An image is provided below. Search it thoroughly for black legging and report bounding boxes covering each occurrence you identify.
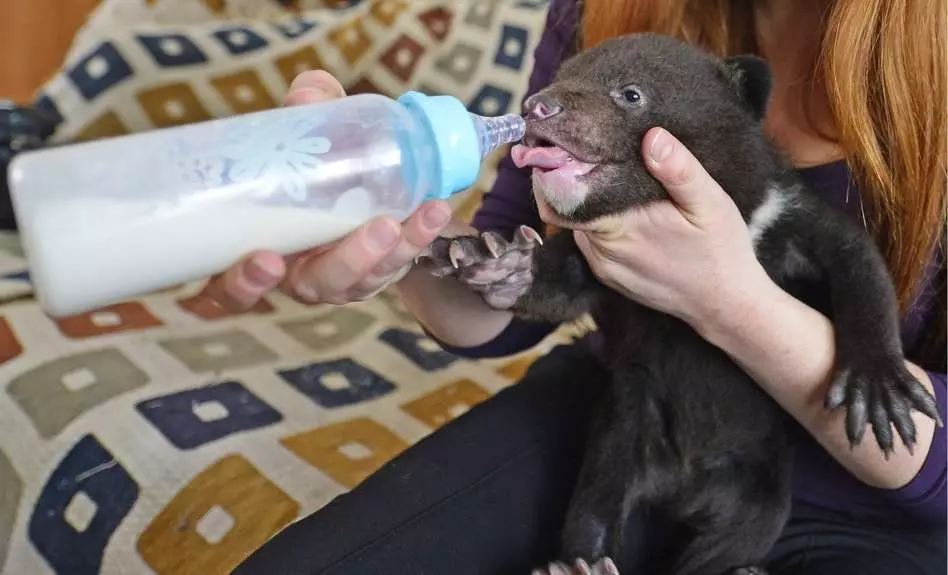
[233,344,946,575]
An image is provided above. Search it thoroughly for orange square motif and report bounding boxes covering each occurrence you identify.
[76,112,129,142]
[274,46,327,87]
[177,294,274,321]
[210,69,278,114]
[0,317,22,365]
[138,83,212,128]
[400,379,491,429]
[281,418,408,488]
[328,18,373,65]
[370,0,409,27]
[137,455,299,575]
[55,302,163,339]
[496,354,541,383]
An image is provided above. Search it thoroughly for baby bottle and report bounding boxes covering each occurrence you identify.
[7,91,525,317]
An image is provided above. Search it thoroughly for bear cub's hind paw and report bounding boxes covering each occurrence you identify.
[727,567,769,575]
[531,557,619,575]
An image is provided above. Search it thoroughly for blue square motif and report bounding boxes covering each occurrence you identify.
[29,435,139,575]
[1,270,29,283]
[135,381,282,450]
[516,0,549,8]
[66,42,133,101]
[136,34,208,67]
[494,25,530,70]
[378,328,456,371]
[212,27,269,55]
[32,94,64,128]
[469,84,514,116]
[272,18,318,39]
[278,359,396,408]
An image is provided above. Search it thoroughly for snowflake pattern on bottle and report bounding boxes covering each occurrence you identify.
[159,103,419,215]
[216,115,331,203]
[168,109,333,205]
[163,127,230,192]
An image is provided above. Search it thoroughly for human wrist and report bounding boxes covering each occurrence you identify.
[393,264,515,348]
[687,265,785,350]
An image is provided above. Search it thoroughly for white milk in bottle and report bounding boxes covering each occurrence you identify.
[8,92,526,316]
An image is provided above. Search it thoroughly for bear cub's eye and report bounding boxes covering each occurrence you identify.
[622,88,642,103]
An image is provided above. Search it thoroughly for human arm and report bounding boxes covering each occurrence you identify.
[201,70,452,307]
[396,0,584,354]
[570,127,945,492]
[702,267,943,490]
[206,1,581,355]
[200,70,543,353]
[199,71,520,352]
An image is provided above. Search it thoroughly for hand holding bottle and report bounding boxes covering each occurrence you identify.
[201,71,455,310]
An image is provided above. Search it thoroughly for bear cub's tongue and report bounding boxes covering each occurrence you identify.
[510,144,597,178]
[510,144,573,171]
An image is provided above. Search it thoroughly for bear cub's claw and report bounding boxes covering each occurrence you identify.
[531,557,619,575]
[417,225,541,310]
[825,355,943,458]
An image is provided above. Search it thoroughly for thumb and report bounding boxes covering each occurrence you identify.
[284,70,346,106]
[642,127,729,217]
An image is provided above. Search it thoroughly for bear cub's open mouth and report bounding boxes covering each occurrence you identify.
[511,136,598,179]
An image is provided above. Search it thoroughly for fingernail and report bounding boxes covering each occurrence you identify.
[288,74,312,90]
[285,87,332,104]
[649,129,673,164]
[245,256,281,288]
[289,74,327,92]
[423,202,451,230]
[366,218,400,253]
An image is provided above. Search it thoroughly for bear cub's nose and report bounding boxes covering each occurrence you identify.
[524,93,563,120]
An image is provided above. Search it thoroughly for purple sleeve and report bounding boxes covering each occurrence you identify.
[881,370,947,522]
[471,0,579,237]
[431,0,580,360]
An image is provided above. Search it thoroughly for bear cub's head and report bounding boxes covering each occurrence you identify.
[511,33,774,223]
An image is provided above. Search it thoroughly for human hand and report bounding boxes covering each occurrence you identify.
[563,127,775,329]
[201,70,454,310]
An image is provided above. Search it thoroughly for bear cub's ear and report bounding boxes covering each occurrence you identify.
[721,55,772,121]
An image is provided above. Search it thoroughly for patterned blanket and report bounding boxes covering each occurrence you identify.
[0,2,585,573]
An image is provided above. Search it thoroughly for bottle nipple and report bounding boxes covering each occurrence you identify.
[396,91,527,201]
[470,113,527,158]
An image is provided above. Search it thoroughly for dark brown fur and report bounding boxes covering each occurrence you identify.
[420,33,941,575]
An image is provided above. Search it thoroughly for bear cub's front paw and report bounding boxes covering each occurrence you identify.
[826,354,943,458]
[417,225,542,310]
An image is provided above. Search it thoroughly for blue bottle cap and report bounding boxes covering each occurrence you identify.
[396,91,480,201]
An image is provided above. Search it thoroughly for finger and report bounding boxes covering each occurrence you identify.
[349,202,453,298]
[377,201,452,277]
[283,70,346,106]
[573,230,616,285]
[201,251,285,311]
[641,127,729,217]
[286,217,401,303]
